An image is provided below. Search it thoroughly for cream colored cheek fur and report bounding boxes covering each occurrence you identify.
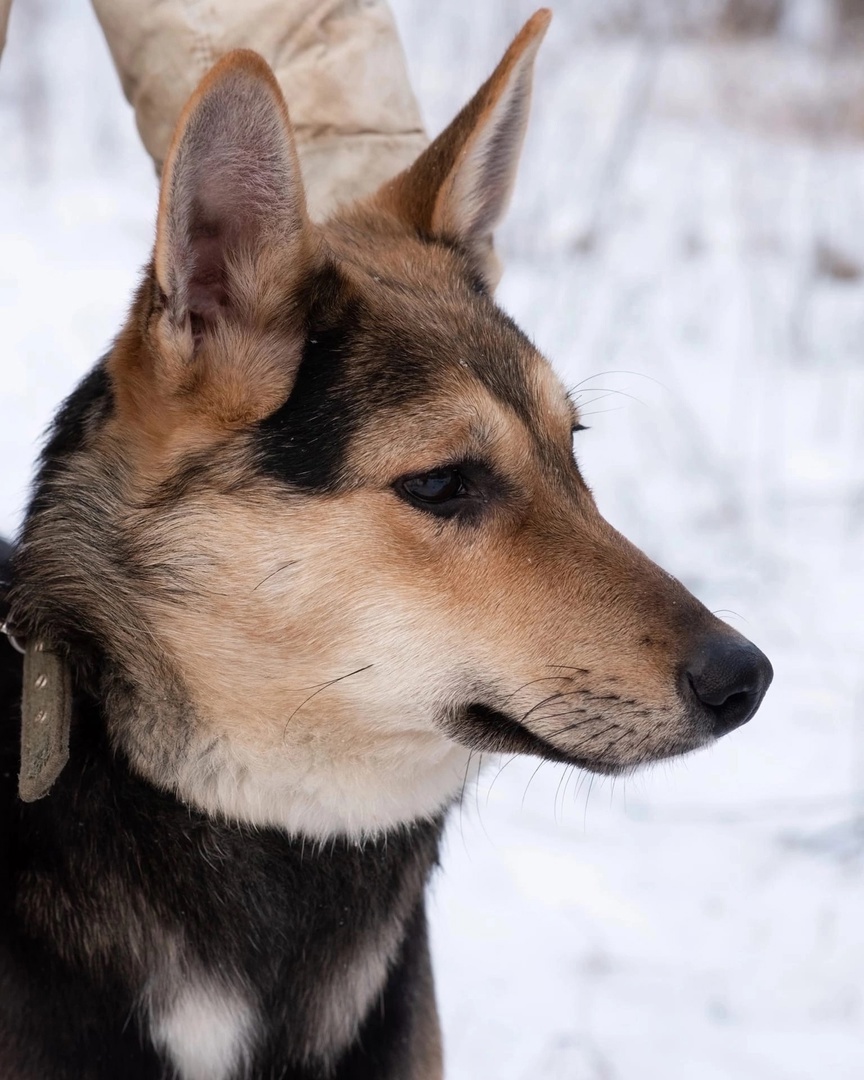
[169,619,476,839]
[142,513,480,839]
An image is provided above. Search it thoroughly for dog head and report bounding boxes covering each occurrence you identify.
[15,11,771,836]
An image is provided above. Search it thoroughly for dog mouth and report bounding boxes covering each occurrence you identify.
[443,702,709,775]
[443,703,623,774]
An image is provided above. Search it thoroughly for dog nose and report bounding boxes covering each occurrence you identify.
[683,637,773,736]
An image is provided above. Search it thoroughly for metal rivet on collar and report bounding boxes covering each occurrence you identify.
[1,619,26,655]
[19,640,72,802]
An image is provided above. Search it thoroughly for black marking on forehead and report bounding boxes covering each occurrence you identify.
[255,262,440,492]
[456,303,580,475]
[256,265,362,492]
[455,300,548,436]
[253,258,560,493]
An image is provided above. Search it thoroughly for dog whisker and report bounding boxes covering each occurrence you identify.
[251,562,298,592]
[517,689,597,725]
[562,762,580,812]
[712,608,748,625]
[472,753,495,846]
[566,368,668,396]
[583,774,597,829]
[520,760,546,811]
[500,673,576,704]
[531,706,596,727]
[575,405,627,419]
[541,717,618,743]
[518,689,570,724]
[554,762,571,825]
[484,753,520,805]
[282,664,372,735]
[572,385,647,408]
[457,749,477,856]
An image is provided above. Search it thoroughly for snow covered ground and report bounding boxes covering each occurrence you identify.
[2,2,863,1077]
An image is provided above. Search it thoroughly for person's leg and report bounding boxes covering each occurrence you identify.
[0,0,12,57]
[90,0,427,218]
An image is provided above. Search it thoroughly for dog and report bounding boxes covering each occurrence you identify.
[0,10,772,1079]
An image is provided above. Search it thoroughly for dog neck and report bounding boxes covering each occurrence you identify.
[3,600,474,839]
[102,656,475,841]
[8,678,444,1073]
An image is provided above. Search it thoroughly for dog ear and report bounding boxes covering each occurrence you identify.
[154,49,311,342]
[110,51,318,436]
[377,9,550,288]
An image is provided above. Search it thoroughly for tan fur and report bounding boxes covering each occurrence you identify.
[106,259,309,472]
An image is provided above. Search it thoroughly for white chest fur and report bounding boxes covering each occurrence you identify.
[149,975,258,1080]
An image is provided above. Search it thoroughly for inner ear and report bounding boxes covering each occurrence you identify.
[186,225,231,333]
[155,49,310,340]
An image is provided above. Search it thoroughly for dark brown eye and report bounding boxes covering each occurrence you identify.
[395,460,503,521]
[401,468,465,506]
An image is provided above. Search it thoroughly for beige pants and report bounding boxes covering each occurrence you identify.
[0,0,426,219]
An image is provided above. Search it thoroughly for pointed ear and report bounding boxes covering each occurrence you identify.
[155,49,311,341]
[377,10,550,288]
[111,51,318,440]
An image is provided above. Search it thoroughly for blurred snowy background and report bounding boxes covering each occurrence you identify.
[2,1,863,1077]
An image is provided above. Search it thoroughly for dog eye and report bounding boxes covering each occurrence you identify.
[397,468,468,516]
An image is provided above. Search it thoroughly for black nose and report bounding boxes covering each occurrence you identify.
[683,636,773,736]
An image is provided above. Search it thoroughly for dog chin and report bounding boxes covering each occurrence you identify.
[444,703,597,768]
[444,703,710,776]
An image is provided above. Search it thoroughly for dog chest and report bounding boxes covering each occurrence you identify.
[149,974,259,1080]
